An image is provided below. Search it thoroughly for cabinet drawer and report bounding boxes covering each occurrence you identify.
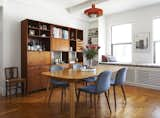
[27,65,50,92]
[27,66,41,92]
[27,52,51,66]
[51,38,69,51]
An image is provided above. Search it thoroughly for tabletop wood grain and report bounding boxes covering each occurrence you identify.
[41,65,123,81]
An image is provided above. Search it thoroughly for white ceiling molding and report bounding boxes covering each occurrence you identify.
[66,0,107,13]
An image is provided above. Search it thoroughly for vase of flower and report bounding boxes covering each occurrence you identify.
[88,59,93,68]
[83,44,100,68]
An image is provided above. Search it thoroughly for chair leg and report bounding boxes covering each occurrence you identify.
[85,82,88,104]
[105,92,112,113]
[23,81,26,95]
[90,93,93,108]
[76,90,81,114]
[77,90,81,103]
[75,88,78,99]
[121,85,127,104]
[45,80,51,102]
[94,94,97,117]
[108,89,110,98]
[21,82,24,96]
[48,85,54,104]
[113,85,117,111]
[9,84,11,98]
[6,83,8,97]
[61,88,64,111]
[16,83,18,96]
[97,94,100,104]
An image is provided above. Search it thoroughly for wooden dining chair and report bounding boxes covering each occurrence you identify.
[5,67,26,97]
[77,71,112,114]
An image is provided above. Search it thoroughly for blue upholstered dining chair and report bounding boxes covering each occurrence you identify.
[73,63,97,84]
[72,63,82,70]
[77,71,112,113]
[48,65,69,106]
[110,68,128,111]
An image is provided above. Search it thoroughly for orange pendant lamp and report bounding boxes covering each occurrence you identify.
[84,3,103,18]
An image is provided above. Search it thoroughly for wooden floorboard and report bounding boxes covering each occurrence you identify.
[0,85,160,118]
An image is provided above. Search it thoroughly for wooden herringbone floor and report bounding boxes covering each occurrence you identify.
[0,85,159,118]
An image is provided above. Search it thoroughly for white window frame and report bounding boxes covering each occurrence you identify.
[153,18,160,64]
[111,24,132,62]
[153,41,160,63]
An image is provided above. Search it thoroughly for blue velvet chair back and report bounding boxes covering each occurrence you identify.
[115,68,128,85]
[50,65,64,72]
[72,63,82,70]
[96,71,112,92]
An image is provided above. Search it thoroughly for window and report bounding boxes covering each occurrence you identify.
[111,24,132,63]
[153,18,160,64]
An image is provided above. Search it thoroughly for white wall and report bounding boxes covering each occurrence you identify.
[88,20,98,29]
[98,16,107,61]
[0,7,3,90]
[105,3,160,64]
[1,0,89,95]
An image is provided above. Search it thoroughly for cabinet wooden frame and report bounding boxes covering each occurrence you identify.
[21,19,84,92]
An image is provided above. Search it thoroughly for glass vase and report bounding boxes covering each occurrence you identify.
[88,59,93,68]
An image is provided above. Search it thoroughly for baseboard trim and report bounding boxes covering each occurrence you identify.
[126,82,160,91]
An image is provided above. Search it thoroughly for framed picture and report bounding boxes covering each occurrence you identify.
[134,32,150,51]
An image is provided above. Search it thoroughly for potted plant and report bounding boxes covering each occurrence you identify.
[83,44,100,67]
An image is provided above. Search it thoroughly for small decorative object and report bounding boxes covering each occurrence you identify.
[75,58,78,62]
[43,25,47,30]
[29,30,35,36]
[41,34,46,37]
[36,45,41,51]
[55,59,59,64]
[39,25,43,29]
[135,32,150,51]
[71,32,74,39]
[88,37,92,44]
[83,44,100,67]
[81,68,96,72]
[28,42,33,51]
[70,47,73,51]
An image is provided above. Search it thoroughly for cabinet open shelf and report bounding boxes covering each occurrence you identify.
[77,30,83,41]
[70,28,76,41]
[70,40,76,51]
[29,35,50,39]
[77,52,83,62]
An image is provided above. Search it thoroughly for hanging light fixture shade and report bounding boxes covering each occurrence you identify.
[84,3,103,18]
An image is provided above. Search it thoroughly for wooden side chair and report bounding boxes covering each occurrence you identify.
[5,67,26,97]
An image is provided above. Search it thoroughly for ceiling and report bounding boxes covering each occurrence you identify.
[51,0,160,21]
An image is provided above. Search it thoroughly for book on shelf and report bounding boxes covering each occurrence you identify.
[53,27,69,40]
[53,27,62,38]
[62,30,69,40]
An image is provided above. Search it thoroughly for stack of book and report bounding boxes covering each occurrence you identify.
[62,30,69,40]
[53,27,69,39]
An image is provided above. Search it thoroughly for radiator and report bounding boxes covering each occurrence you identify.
[126,67,160,90]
